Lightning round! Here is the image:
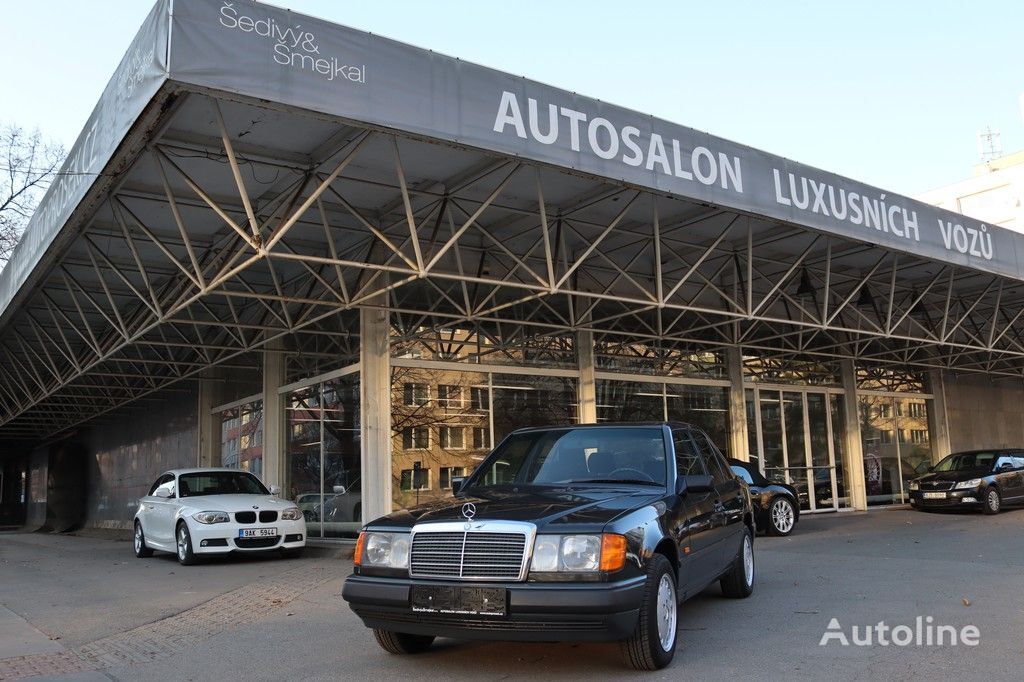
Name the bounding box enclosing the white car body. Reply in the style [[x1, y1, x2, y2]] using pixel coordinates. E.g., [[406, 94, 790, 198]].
[[134, 468, 306, 563]]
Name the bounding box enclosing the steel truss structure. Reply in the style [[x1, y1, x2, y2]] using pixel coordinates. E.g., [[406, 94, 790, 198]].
[[2, 88, 1024, 440]]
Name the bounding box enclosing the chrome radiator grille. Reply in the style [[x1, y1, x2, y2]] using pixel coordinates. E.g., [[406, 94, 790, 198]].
[[409, 523, 533, 581]]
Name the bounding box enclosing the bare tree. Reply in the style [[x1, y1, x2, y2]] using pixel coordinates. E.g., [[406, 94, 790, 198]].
[[1, 124, 65, 268]]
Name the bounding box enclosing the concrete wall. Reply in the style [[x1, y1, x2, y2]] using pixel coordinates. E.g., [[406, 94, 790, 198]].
[[80, 383, 199, 530], [942, 371, 1024, 452]]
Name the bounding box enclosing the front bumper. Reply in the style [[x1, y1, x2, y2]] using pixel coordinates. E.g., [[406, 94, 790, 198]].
[[909, 489, 982, 509], [188, 518, 307, 553], [342, 574, 645, 642]]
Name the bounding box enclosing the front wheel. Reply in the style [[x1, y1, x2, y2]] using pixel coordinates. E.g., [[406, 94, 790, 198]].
[[372, 629, 434, 654], [133, 522, 153, 558], [176, 523, 199, 566], [720, 528, 755, 599], [983, 487, 1001, 515], [621, 554, 677, 671]]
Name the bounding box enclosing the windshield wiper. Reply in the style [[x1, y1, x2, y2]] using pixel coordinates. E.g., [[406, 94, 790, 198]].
[[567, 478, 663, 487]]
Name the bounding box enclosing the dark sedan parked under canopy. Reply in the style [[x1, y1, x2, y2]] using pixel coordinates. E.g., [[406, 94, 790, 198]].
[[909, 450, 1024, 514], [727, 458, 800, 536]]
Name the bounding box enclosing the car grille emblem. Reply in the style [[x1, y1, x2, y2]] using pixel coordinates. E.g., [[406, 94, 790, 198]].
[[461, 502, 476, 520], [252, 505, 259, 510]]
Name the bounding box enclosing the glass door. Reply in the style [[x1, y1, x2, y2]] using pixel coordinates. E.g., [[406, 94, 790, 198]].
[[752, 387, 844, 512]]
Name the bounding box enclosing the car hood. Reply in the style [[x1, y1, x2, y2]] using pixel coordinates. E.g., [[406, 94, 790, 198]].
[[368, 486, 664, 531], [178, 494, 294, 511], [912, 469, 991, 484]]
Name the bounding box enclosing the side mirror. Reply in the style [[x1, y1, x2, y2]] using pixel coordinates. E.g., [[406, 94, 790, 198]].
[[999, 462, 1014, 471], [451, 476, 467, 493], [675, 474, 714, 496], [154, 488, 172, 499], [333, 485, 347, 495], [269, 484, 281, 496]]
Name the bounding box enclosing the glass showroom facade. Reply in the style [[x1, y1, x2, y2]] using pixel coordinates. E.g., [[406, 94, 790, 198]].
[[207, 317, 942, 541]]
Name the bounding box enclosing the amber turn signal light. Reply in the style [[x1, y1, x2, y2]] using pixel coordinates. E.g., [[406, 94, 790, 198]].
[[600, 533, 627, 572], [353, 531, 366, 566]]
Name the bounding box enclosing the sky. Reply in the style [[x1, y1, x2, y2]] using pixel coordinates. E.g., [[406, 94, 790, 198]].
[[2, 0, 1023, 196]]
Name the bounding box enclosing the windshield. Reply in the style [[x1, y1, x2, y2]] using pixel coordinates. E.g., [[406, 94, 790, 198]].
[[468, 427, 667, 488], [932, 452, 998, 473], [178, 471, 269, 497]]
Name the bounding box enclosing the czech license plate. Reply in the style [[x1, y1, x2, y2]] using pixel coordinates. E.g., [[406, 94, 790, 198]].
[[922, 492, 946, 499], [410, 585, 506, 616], [239, 527, 277, 538]]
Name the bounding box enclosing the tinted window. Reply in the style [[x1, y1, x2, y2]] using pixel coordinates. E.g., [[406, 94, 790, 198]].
[[933, 452, 998, 472], [673, 430, 707, 477], [693, 432, 731, 485], [994, 456, 1017, 470], [731, 465, 754, 485], [470, 427, 668, 487], [178, 471, 269, 497]]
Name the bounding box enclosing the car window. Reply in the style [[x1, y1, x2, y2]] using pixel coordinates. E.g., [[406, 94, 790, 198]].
[[730, 465, 754, 485], [994, 456, 1016, 470], [693, 433, 731, 485], [178, 471, 269, 497], [147, 474, 171, 496], [1015, 457, 1024, 469], [673, 430, 707, 477], [154, 477, 175, 498]]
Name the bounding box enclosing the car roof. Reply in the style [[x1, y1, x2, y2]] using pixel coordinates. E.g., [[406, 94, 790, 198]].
[[509, 421, 693, 434], [162, 467, 257, 476]]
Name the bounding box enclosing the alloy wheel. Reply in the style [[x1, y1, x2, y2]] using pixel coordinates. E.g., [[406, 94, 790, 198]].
[[655, 574, 677, 652], [134, 526, 142, 553], [742, 534, 754, 586], [771, 499, 794, 534], [177, 527, 188, 561], [988, 489, 1000, 513]]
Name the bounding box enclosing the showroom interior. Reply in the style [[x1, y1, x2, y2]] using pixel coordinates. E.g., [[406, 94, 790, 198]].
[[3, 0, 1024, 539]]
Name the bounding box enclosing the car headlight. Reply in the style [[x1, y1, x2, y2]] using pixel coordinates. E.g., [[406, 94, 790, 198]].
[[909, 481, 919, 491], [354, 531, 410, 569], [280, 507, 303, 521], [530, 534, 626, 573], [954, 478, 983, 490], [192, 511, 230, 524]]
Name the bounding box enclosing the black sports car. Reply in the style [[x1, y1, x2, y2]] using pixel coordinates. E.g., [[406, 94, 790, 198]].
[[727, 458, 800, 536], [343, 423, 756, 670], [909, 449, 1024, 514]]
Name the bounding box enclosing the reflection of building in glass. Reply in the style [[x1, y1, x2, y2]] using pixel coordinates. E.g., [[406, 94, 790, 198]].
[[220, 400, 263, 477]]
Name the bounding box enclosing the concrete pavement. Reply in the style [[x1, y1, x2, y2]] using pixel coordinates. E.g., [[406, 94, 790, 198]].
[[2, 508, 1023, 680]]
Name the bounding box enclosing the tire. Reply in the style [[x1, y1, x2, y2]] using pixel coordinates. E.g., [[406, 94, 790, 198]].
[[767, 496, 796, 536], [621, 553, 677, 671], [133, 521, 153, 558], [720, 527, 755, 599], [281, 548, 304, 559], [175, 522, 199, 566], [983, 486, 1001, 515], [372, 629, 435, 654]]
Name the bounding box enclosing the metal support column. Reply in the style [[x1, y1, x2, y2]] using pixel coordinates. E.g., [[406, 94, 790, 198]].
[[360, 302, 392, 521], [927, 369, 952, 464], [840, 359, 868, 510], [262, 338, 286, 491], [726, 347, 748, 460], [577, 329, 597, 423]]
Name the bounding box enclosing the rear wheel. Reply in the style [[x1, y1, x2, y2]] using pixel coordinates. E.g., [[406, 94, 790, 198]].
[[767, 496, 795, 536], [983, 487, 1001, 515], [621, 553, 677, 671], [133, 522, 153, 558], [372, 629, 435, 654], [720, 527, 755, 599], [176, 522, 198, 565]]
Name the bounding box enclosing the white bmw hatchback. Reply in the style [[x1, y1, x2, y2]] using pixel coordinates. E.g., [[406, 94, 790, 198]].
[[133, 468, 307, 565]]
